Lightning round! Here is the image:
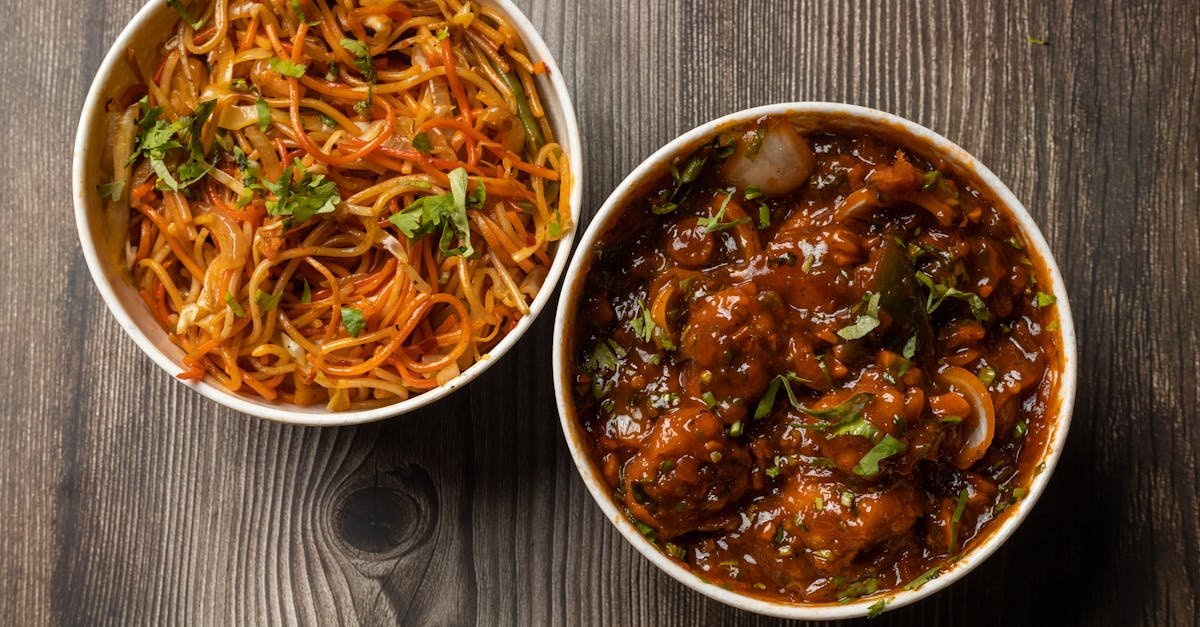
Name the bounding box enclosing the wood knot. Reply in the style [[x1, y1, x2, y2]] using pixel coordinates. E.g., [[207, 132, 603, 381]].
[[334, 463, 437, 556]]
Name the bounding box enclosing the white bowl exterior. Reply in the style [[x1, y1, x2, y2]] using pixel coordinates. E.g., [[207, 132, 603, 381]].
[[553, 103, 1078, 619], [73, 0, 583, 426]]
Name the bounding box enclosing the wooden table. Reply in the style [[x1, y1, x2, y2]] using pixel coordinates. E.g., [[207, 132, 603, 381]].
[[2, 0, 1196, 624]]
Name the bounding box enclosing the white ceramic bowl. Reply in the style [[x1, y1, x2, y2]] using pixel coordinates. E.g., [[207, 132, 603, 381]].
[[73, 0, 582, 426], [553, 103, 1077, 619]]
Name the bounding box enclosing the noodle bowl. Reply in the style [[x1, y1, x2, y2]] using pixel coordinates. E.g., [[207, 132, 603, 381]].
[[90, 0, 574, 413]]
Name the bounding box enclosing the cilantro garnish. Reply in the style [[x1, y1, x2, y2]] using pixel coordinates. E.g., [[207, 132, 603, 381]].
[[903, 566, 942, 591], [412, 132, 433, 154], [269, 57, 307, 78], [254, 289, 282, 311], [339, 38, 376, 82], [167, 0, 205, 29], [340, 307, 365, 337], [853, 434, 906, 477], [837, 292, 881, 340], [697, 191, 749, 233], [264, 163, 341, 226], [255, 97, 271, 131], [127, 98, 216, 192], [914, 271, 991, 322], [224, 293, 246, 317], [387, 167, 481, 257]]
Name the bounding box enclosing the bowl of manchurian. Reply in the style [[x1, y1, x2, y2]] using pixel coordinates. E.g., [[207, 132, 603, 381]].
[[73, 0, 581, 425], [554, 103, 1076, 619]]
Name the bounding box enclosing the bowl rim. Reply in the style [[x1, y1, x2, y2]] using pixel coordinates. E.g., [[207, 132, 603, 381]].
[[552, 102, 1078, 619], [72, 0, 583, 426]]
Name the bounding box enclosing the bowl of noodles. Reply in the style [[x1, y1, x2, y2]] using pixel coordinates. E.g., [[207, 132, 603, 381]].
[[73, 0, 581, 425]]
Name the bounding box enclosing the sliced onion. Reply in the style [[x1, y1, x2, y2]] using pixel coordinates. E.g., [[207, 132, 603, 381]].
[[721, 122, 816, 196], [937, 366, 996, 469]]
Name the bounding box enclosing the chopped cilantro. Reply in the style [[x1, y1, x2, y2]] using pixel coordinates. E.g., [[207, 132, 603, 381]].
[[128, 98, 217, 191], [339, 38, 376, 82], [837, 292, 881, 340], [167, 0, 204, 28], [255, 97, 271, 131], [652, 153, 707, 214], [753, 372, 806, 420], [922, 169, 941, 192], [584, 341, 619, 373], [387, 167, 479, 257], [950, 488, 969, 548], [269, 57, 307, 78], [914, 271, 991, 322], [254, 289, 282, 311], [224, 293, 245, 317], [903, 566, 942, 591], [413, 132, 433, 154], [902, 335, 918, 360], [697, 191, 749, 233], [836, 578, 879, 602], [853, 434, 907, 477], [264, 163, 341, 226], [340, 307, 365, 337]]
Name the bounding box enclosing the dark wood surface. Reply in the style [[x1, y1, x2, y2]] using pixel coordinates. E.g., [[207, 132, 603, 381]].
[[1, 0, 1196, 624]]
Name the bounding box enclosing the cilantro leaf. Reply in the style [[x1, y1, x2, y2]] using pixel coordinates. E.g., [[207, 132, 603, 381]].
[[904, 566, 942, 591], [255, 97, 271, 131], [837, 292, 881, 340], [753, 372, 807, 420], [835, 578, 879, 602], [254, 289, 282, 311], [698, 191, 749, 233], [264, 163, 341, 226], [269, 57, 307, 78], [583, 341, 619, 373], [167, 0, 205, 29], [341, 307, 366, 337], [800, 392, 874, 422], [386, 167, 477, 257], [412, 132, 433, 154], [128, 98, 216, 192], [224, 293, 246, 317], [853, 434, 907, 477], [339, 38, 376, 82], [1035, 291, 1057, 307], [290, 0, 320, 25], [914, 271, 991, 322], [950, 488, 970, 548]]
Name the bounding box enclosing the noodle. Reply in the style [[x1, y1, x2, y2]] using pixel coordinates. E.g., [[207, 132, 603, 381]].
[[100, 0, 571, 411]]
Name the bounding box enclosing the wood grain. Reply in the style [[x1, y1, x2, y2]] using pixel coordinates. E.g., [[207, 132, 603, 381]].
[[0, 0, 1196, 625]]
